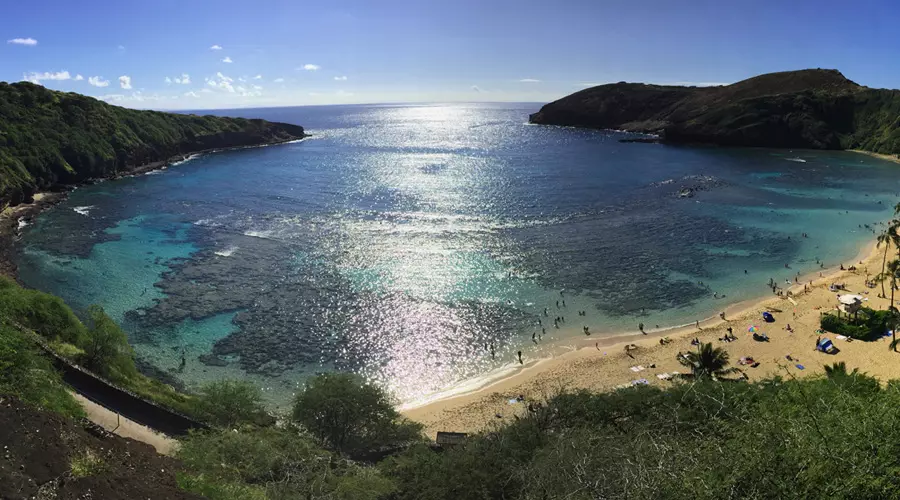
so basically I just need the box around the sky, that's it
[2,0,899,110]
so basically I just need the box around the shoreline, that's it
[403,236,892,437]
[0,136,308,283]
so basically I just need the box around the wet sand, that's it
[404,239,898,438]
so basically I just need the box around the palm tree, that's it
[824,361,859,378]
[877,228,891,298]
[677,342,740,380]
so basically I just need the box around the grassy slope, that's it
[0,81,305,205]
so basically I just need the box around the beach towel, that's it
[836,335,847,340]
[631,378,649,386]
[796,364,805,370]
[630,365,645,372]
[656,373,672,380]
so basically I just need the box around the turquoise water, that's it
[15,103,900,405]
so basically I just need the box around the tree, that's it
[194,380,269,428]
[291,373,422,456]
[83,305,137,382]
[824,362,858,378]
[677,342,740,380]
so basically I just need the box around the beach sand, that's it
[404,239,899,438]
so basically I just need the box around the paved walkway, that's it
[73,393,179,455]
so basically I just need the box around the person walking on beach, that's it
[696,320,700,329]
[639,322,644,333]
[490,343,496,360]
[517,351,523,364]
[532,332,537,344]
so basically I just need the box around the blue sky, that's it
[2,0,899,109]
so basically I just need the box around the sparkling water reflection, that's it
[15,103,900,405]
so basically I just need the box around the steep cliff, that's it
[530,69,900,154]
[0,82,307,206]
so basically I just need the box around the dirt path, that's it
[73,393,179,455]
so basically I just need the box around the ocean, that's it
[14,102,900,406]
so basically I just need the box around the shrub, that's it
[0,324,84,418]
[177,426,394,500]
[0,276,88,346]
[820,308,893,340]
[291,373,423,456]
[83,305,137,382]
[194,380,269,428]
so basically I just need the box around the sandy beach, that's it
[405,237,899,438]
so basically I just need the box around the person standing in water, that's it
[638,322,644,333]
[517,351,523,364]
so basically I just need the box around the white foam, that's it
[214,246,239,257]
[72,206,95,216]
[17,218,28,229]
[171,154,202,166]
[244,229,275,239]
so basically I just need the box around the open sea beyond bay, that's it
[14,102,900,406]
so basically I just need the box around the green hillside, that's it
[530,69,900,154]
[0,82,306,206]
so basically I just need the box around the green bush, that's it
[291,373,423,456]
[0,276,88,346]
[177,426,395,500]
[194,380,269,428]
[820,308,892,340]
[0,324,84,418]
[83,305,138,383]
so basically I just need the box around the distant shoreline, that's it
[0,136,308,283]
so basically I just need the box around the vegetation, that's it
[676,341,740,380]
[821,307,892,340]
[530,68,900,155]
[69,449,107,477]
[292,373,423,457]
[0,81,305,206]
[177,426,395,500]
[0,322,84,418]
[194,380,270,428]
[0,276,197,418]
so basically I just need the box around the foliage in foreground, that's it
[383,373,900,500]
[0,323,84,418]
[194,379,270,428]
[177,426,395,500]
[292,373,423,457]
[0,276,197,418]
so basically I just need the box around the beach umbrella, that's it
[748,325,759,333]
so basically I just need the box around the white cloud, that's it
[222,56,233,63]
[471,85,482,92]
[117,45,125,51]
[251,84,263,90]
[575,82,607,87]
[118,75,132,89]
[88,76,110,87]
[273,77,284,83]
[98,94,125,102]
[238,76,246,82]
[253,74,262,80]
[165,77,172,84]
[22,71,71,84]
[519,78,540,83]
[8,38,37,46]
[206,72,235,92]
[302,64,320,71]
[184,91,199,98]
[74,74,84,81]
[210,44,223,50]
[200,88,212,93]
[334,75,347,81]
[175,73,191,84]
